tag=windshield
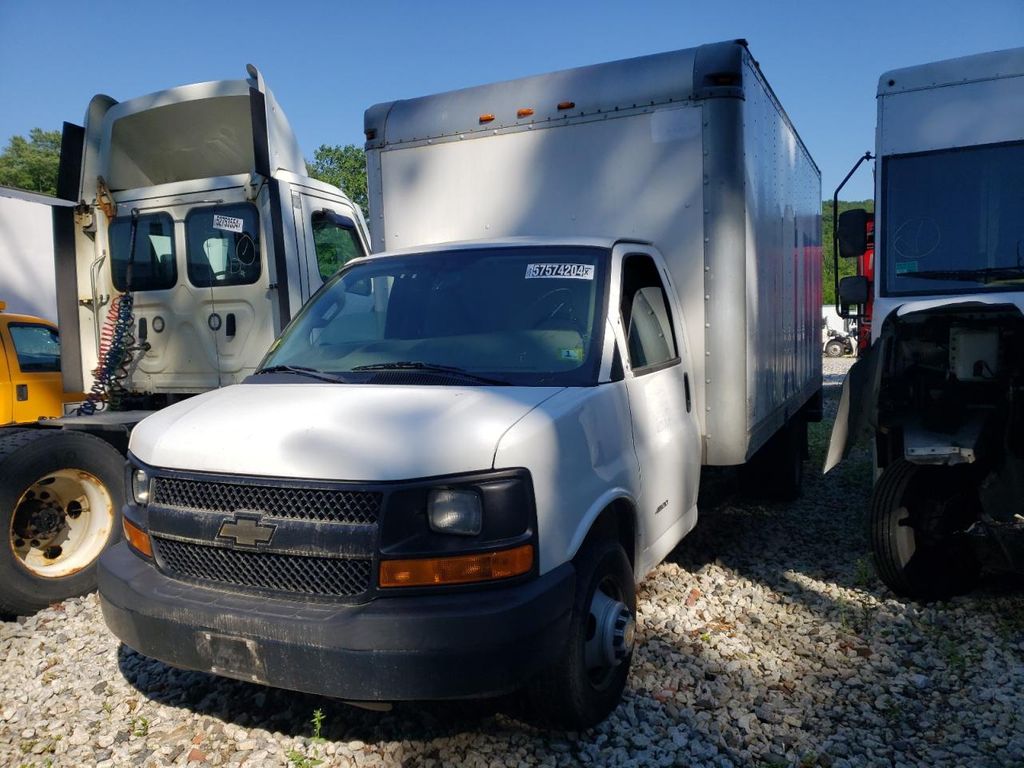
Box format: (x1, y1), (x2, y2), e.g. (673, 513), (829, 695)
(260, 246), (609, 386)
(882, 141), (1024, 296)
(109, 213), (176, 291)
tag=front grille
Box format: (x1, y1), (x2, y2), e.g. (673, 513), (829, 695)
(153, 537), (372, 598)
(151, 477), (381, 524)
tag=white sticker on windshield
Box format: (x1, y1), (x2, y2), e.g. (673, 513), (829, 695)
(213, 214), (244, 233)
(525, 263), (594, 280)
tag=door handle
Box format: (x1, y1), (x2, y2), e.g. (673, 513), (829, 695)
(226, 313), (236, 338)
(683, 373), (691, 413)
(138, 317), (148, 341)
(16, 384), (28, 402)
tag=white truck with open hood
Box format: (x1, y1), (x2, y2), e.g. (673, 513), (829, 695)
(99, 40), (820, 727)
(0, 67), (369, 616)
(827, 47), (1024, 599)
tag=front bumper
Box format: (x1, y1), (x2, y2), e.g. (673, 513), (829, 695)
(98, 543), (575, 701)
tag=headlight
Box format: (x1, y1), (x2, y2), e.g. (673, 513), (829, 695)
(428, 489), (482, 536)
(131, 468), (151, 505)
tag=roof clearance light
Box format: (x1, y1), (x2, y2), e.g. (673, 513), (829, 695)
(516, 108), (535, 118)
(709, 73), (740, 86)
(479, 113), (496, 124)
(364, 128), (377, 141)
(557, 101), (576, 111)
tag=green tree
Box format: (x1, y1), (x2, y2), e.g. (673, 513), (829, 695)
(0, 128), (61, 196)
(822, 198), (874, 306)
(306, 144), (368, 218)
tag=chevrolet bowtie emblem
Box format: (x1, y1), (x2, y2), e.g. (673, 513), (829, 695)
(217, 514), (276, 548)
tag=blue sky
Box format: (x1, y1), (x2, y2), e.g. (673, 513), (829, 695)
(1, 1), (1021, 200)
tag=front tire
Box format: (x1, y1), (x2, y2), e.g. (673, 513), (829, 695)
(870, 459), (981, 600)
(825, 339), (845, 357)
(0, 430), (124, 616)
(526, 538), (636, 729)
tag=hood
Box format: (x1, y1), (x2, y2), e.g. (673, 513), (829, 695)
(130, 383), (563, 481)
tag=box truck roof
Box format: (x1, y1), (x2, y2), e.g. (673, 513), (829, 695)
(878, 46), (1024, 95)
(366, 39), (813, 169)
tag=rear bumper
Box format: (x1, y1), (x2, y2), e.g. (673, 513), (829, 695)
(98, 543), (575, 701)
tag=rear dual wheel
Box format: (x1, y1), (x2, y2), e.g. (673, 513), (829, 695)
(0, 430), (124, 616)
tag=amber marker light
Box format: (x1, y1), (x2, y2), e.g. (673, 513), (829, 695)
(380, 544), (533, 588)
(516, 108), (535, 118)
(479, 113), (496, 124)
(557, 101), (575, 111)
(123, 518), (153, 558)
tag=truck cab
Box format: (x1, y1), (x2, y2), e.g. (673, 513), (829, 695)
(0, 303), (63, 425)
(100, 236), (702, 728)
(827, 46), (1024, 598)
(0, 67), (369, 618)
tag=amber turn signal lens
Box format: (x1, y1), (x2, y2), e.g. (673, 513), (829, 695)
(380, 544), (533, 588)
(123, 518), (153, 558)
(479, 113), (496, 124)
(516, 108), (535, 118)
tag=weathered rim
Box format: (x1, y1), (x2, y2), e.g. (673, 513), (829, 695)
(10, 468), (114, 579)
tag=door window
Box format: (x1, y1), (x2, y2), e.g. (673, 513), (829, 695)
(619, 254), (678, 372)
(109, 213), (176, 291)
(311, 210), (365, 280)
(186, 203), (261, 287)
(8, 324), (60, 372)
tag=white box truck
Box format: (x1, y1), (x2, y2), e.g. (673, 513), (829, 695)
(827, 47), (1024, 599)
(99, 40), (821, 727)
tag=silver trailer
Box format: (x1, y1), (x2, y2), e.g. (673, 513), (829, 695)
(365, 40), (822, 470)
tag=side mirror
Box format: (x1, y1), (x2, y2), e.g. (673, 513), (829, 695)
(837, 209), (870, 258)
(839, 275), (870, 307)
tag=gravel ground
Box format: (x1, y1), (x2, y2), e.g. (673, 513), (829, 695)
(3, 355), (1024, 767)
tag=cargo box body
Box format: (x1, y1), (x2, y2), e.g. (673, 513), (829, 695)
(365, 41), (821, 465)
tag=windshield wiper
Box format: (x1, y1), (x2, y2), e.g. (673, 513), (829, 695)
(351, 361), (510, 386)
(900, 266), (1024, 284)
(254, 364), (348, 383)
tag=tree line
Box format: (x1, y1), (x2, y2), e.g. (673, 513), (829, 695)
(0, 128), (870, 304)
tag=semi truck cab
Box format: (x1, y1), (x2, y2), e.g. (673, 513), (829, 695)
(0, 67), (369, 617)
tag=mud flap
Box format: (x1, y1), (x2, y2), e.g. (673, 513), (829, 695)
(824, 337), (885, 473)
